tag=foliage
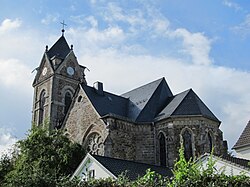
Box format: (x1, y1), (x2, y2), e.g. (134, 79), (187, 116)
(167, 146), (250, 187)
(1, 127), (250, 186)
(0, 154), (13, 184)
(131, 169), (168, 187)
(0, 124), (85, 187)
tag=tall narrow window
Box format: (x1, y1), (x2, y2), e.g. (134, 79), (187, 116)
(159, 133), (166, 166)
(208, 132), (213, 153)
(64, 92), (72, 114)
(182, 129), (193, 161)
(38, 90), (46, 125)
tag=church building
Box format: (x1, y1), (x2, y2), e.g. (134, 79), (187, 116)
(32, 32), (228, 167)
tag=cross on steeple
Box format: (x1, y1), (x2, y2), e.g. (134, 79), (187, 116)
(60, 20), (67, 36)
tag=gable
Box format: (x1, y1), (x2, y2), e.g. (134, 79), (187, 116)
(71, 154), (116, 181)
(55, 50), (84, 81)
(32, 53), (54, 86)
(63, 85), (107, 144)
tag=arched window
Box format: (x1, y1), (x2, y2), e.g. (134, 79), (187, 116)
(159, 132), (166, 166)
(38, 90), (46, 124)
(64, 91), (72, 114)
(208, 132), (213, 153)
(182, 129), (193, 161)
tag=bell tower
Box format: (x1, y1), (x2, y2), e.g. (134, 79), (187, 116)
(32, 31), (86, 130)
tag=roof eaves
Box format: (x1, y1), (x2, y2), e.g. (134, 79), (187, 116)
(233, 142), (250, 150)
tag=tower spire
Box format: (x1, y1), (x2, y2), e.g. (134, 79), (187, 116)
(60, 20), (67, 36)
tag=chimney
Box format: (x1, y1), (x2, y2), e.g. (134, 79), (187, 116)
(93, 82), (104, 95)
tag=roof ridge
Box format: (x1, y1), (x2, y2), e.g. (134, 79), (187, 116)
(121, 77), (165, 96)
(169, 89), (191, 116)
(135, 78), (166, 121)
(82, 83), (128, 101)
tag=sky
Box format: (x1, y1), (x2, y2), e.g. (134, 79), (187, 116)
(1, 0), (250, 156)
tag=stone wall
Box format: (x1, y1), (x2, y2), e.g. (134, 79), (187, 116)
(155, 117), (225, 167)
(64, 89), (108, 155)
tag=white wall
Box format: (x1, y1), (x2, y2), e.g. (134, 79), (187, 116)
(200, 156), (250, 177)
(235, 146), (250, 160)
(76, 157), (115, 181)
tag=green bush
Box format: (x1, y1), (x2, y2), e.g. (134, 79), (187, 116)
(1, 127), (250, 187)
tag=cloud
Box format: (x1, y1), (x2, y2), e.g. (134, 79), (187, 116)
(67, 25), (125, 50)
(171, 28), (212, 65)
(223, 0), (242, 11)
(0, 59), (33, 94)
(0, 128), (17, 156)
(41, 14), (59, 25)
(232, 14), (250, 38)
(0, 19), (21, 34)
(97, 3), (212, 66)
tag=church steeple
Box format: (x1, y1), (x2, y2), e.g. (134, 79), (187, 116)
(32, 33), (87, 130)
(46, 35), (70, 61)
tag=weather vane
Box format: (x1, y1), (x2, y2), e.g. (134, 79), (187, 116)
(60, 20), (67, 35)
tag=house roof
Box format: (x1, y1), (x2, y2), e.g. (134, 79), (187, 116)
(233, 120), (250, 149)
(199, 153), (250, 170)
(92, 154), (173, 180)
(80, 77), (219, 123)
(221, 154), (250, 169)
(47, 35), (71, 60)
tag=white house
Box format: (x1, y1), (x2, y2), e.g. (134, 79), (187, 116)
(198, 153), (250, 176)
(71, 153), (172, 181)
(233, 120), (250, 160)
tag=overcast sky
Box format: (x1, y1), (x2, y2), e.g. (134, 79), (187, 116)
(1, 0), (250, 155)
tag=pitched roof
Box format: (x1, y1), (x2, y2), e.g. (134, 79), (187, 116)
(156, 89), (219, 122)
(47, 35), (71, 60)
(221, 154), (250, 169)
(121, 78), (173, 122)
(92, 154), (173, 180)
(233, 121), (250, 149)
(199, 153), (250, 170)
(81, 84), (128, 118)
(80, 78), (219, 123)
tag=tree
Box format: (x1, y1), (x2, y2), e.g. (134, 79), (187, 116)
(1, 125), (85, 187)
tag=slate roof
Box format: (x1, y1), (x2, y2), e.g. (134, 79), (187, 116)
(47, 35), (71, 60)
(233, 121), (250, 149)
(121, 78), (173, 122)
(92, 154), (173, 180)
(156, 89), (219, 122)
(82, 77), (219, 123)
(81, 84), (128, 118)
